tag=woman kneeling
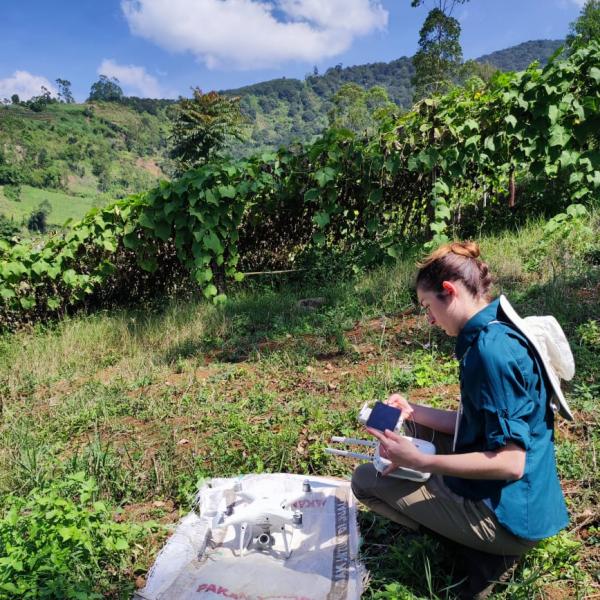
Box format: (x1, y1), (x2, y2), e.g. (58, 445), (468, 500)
(352, 242), (569, 600)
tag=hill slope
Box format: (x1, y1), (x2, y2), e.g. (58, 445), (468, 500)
(0, 100), (173, 228)
(0, 39), (563, 227)
(225, 39), (565, 156)
(476, 39), (564, 72)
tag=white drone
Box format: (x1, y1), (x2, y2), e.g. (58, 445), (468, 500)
(325, 403), (436, 482)
(216, 489), (304, 558)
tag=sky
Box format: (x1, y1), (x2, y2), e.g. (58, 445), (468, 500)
(0, 0), (586, 102)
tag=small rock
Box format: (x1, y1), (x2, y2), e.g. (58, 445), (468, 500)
(177, 438), (190, 446)
(135, 576), (146, 589)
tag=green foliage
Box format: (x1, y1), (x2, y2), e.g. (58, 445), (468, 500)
(0, 215), (19, 241)
(410, 350), (458, 388)
(1, 41), (599, 328)
(524, 532), (584, 581)
(577, 319), (600, 349)
(228, 40), (558, 157)
(477, 40), (564, 72)
(567, 0), (600, 51)
(0, 101), (171, 210)
(26, 200), (52, 234)
(0, 472), (149, 599)
(328, 83), (398, 134)
(412, 6), (464, 100)
(24, 87), (55, 113)
(169, 89), (245, 172)
(56, 78), (75, 104)
(88, 75), (124, 102)
(525, 204), (595, 275)
(3, 185), (20, 202)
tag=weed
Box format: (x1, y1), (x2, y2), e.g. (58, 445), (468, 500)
(577, 319), (600, 350)
(409, 350), (458, 389)
(0, 473), (155, 599)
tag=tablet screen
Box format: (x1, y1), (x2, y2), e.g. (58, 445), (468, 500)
(365, 401), (402, 432)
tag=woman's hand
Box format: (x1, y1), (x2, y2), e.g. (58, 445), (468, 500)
(386, 393), (414, 420)
(366, 427), (427, 475)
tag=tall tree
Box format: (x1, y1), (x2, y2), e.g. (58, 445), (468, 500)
(56, 78), (75, 103)
(411, 0), (469, 101)
(88, 75), (123, 102)
(328, 83), (397, 134)
(566, 0), (600, 51)
(169, 88), (245, 173)
(27, 86), (54, 112)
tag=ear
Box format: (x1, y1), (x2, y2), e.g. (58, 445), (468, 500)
(441, 280), (458, 296)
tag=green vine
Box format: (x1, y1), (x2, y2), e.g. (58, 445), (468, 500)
(1, 42), (599, 328)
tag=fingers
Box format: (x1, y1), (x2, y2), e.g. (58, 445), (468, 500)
(382, 463), (399, 476)
(366, 427), (386, 442)
(383, 428), (403, 442)
(386, 393), (406, 408)
(386, 393), (415, 419)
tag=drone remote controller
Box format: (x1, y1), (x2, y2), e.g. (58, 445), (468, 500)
(325, 402), (436, 482)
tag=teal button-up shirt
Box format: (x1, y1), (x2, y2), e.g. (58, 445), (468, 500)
(444, 298), (569, 540)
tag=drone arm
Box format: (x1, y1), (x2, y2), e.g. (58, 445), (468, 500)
(324, 448), (373, 461)
(331, 436), (377, 447)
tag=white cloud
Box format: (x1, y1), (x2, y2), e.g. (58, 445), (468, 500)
(0, 71), (57, 101)
(98, 59), (162, 97)
(121, 0), (388, 69)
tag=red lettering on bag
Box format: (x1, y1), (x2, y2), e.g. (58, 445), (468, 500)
(196, 581), (315, 600)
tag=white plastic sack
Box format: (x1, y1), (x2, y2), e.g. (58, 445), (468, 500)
(134, 474), (364, 600)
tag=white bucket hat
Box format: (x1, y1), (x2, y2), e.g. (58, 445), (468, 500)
(498, 295), (575, 421)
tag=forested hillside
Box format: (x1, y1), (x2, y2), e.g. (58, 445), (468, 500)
(224, 57), (415, 156)
(477, 39), (563, 72)
(0, 100), (173, 228)
(225, 39), (565, 155)
(0, 39), (565, 229)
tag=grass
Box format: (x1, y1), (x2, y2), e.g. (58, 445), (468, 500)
(0, 184), (100, 227)
(0, 218), (599, 598)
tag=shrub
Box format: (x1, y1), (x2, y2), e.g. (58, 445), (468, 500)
(26, 200), (52, 234)
(0, 473), (150, 599)
(0, 215), (19, 241)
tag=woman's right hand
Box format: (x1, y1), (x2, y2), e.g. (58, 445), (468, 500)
(386, 393), (414, 420)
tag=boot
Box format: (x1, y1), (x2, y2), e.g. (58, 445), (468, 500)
(454, 547), (520, 600)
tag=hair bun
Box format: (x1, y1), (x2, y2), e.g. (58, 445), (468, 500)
(450, 241), (480, 260)
(416, 240), (492, 300)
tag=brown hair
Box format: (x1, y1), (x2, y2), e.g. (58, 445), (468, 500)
(416, 241), (493, 300)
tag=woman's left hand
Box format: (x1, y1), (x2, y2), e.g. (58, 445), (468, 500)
(366, 427), (427, 475)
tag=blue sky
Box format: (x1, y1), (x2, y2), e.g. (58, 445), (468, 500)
(0, 0), (585, 102)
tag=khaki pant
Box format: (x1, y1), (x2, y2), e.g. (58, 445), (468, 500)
(350, 425), (536, 556)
